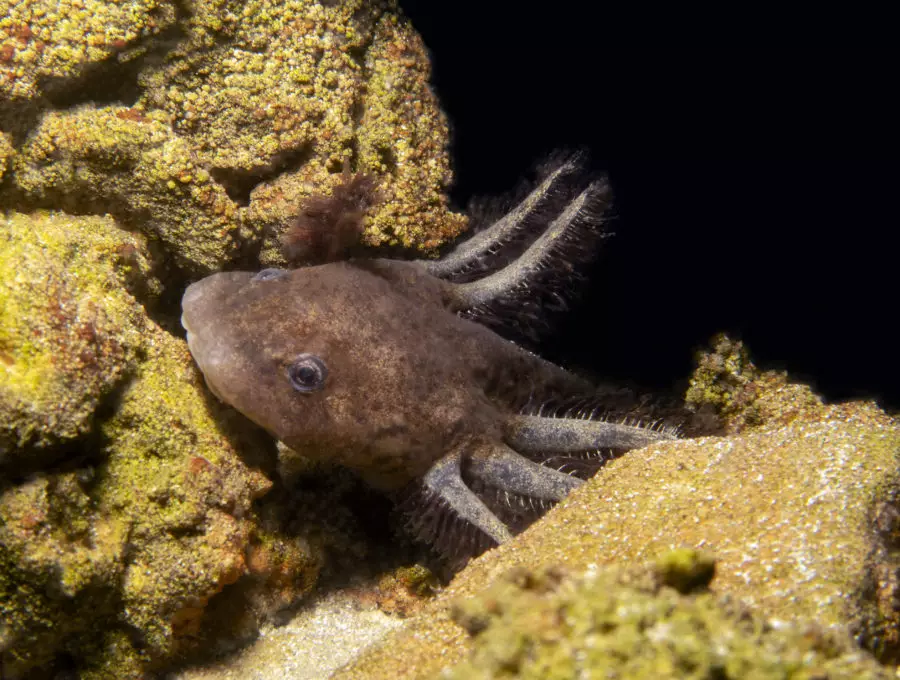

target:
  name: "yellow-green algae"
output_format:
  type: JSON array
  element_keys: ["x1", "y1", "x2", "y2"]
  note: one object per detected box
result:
[
  {"x1": 443, "y1": 554, "x2": 892, "y2": 680},
  {"x1": 0, "y1": 130, "x2": 13, "y2": 181},
  {"x1": 684, "y1": 334, "x2": 758, "y2": 427},
  {"x1": 0, "y1": 211, "x2": 157, "y2": 464},
  {"x1": 0, "y1": 212, "x2": 321, "y2": 676},
  {"x1": 685, "y1": 333, "x2": 852, "y2": 434},
  {"x1": 97, "y1": 330, "x2": 272, "y2": 657},
  {"x1": 337, "y1": 383, "x2": 900, "y2": 678},
  {"x1": 0, "y1": 0, "x2": 175, "y2": 104},
  {"x1": 14, "y1": 107, "x2": 241, "y2": 275},
  {"x1": 5, "y1": 0, "x2": 466, "y2": 275},
  {"x1": 352, "y1": 12, "x2": 469, "y2": 252},
  {"x1": 1, "y1": 322, "x2": 321, "y2": 677},
  {"x1": 0, "y1": 473, "x2": 132, "y2": 676}
]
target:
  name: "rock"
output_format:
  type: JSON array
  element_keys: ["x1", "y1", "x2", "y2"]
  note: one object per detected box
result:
[
  {"x1": 0, "y1": 131, "x2": 13, "y2": 181},
  {"x1": 172, "y1": 590, "x2": 406, "y2": 680},
  {"x1": 684, "y1": 333, "x2": 883, "y2": 433},
  {"x1": 0, "y1": 0, "x2": 176, "y2": 107},
  {"x1": 94, "y1": 329, "x2": 285, "y2": 665},
  {"x1": 0, "y1": 211, "x2": 157, "y2": 468},
  {"x1": 0, "y1": 212, "x2": 324, "y2": 677},
  {"x1": 443, "y1": 554, "x2": 892, "y2": 679},
  {"x1": 14, "y1": 107, "x2": 246, "y2": 275},
  {"x1": 0, "y1": 319, "x2": 322, "y2": 677},
  {"x1": 4, "y1": 0, "x2": 466, "y2": 275},
  {"x1": 336, "y1": 369, "x2": 900, "y2": 678}
]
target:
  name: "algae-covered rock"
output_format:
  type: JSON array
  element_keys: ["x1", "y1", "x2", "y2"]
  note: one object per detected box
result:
[
  {"x1": 0, "y1": 211, "x2": 321, "y2": 676},
  {"x1": 0, "y1": 472, "x2": 132, "y2": 677},
  {"x1": 14, "y1": 107, "x2": 242, "y2": 274},
  {"x1": 0, "y1": 211, "x2": 157, "y2": 467},
  {"x1": 5, "y1": 0, "x2": 466, "y2": 275},
  {"x1": 95, "y1": 329, "x2": 280, "y2": 663},
  {"x1": 0, "y1": 321, "x2": 321, "y2": 677},
  {"x1": 0, "y1": 131, "x2": 13, "y2": 181},
  {"x1": 136, "y1": 0, "x2": 466, "y2": 260},
  {"x1": 684, "y1": 334, "x2": 882, "y2": 434},
  {"x1": 444, "y1": 555, "x2": 892, "y2": 679},
  {"x1": 684, "y1": 334, "x2": 759, "y2": 430},
  {"x1": 337, "y1": 378, "x2": 900, "y2": 678},
  {"x1": 469, "y1": 418, "x2": 900, "y2": 656},
  {"x1": 0, "y1": 0, "x2": 175, "y2": 105}
]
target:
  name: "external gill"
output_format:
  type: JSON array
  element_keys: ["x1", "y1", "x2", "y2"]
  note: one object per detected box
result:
[
  {"x1": 423, "y1": 154, "x2": 585, "y2": 279},
  {"x1": 446, "y1": 180, "x2": 611, "y2": 311}
]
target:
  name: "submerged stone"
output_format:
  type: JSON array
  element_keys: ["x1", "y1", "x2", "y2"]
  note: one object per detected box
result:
[
  {"x1": 336, "y1": 374, "x2": 900, "y2": 678},
  {"x1": 5, "y1": 0, "x2": 466, "y2": 276},
  {"x1": 0, "y1": 211, "x2": 324, "y2": 677},
  {"x1": 445, "y1": 557, "x2": 893, "y2": 680},
  {"x1": 0, "y1": 211, "x2": 157, "y2": 469}
]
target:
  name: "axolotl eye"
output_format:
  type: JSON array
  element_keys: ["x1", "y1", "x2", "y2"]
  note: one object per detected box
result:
[
  {"x1": 287, "y1": 353, "x2": 328, "y2": 393},
  {"x1": 252, "y1": 268, "x2": 288, "y2": 282}
]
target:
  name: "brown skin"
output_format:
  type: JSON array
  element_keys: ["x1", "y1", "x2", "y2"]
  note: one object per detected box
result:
[
  {"x1": 181, "y1": 157, "x2": 677, "y2": 554},
  {"x1": 181, "y1": 259, "x2": 585, "y2": 491}
]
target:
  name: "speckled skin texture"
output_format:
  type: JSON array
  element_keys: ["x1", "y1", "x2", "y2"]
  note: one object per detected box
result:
[{"x1": 181, "y1": 260, "x2": 583, "y2": 492}]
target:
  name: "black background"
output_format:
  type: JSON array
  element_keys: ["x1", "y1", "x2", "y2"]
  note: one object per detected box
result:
[{"x1": 398, "y1": 1, "x2": 898, "y2": 409}]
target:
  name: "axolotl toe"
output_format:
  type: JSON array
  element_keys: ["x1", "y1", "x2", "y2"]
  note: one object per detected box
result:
[{"x1": 181, "y1": 154, "x2": 677, "y2": 559}]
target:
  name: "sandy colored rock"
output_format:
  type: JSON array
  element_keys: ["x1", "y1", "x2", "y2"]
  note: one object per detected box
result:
[
  {"x1": 337, "y1": 394, "x2": 900, "y2": 678},
  {"x1": 173, "y1": 590, "x2": 405, "y2": 680},
  {"x1": 0, "y1": 211, "x2": 157, "y2": 467}
]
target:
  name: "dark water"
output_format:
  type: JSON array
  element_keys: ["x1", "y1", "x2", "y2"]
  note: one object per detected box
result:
[{"x1": 399, "y1": 0, "x2": 898, "y2": 409}]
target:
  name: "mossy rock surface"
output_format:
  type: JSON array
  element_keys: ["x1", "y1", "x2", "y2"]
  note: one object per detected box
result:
[
  {"x1": 337, "y1": 379, "x2": 900, "y2": 678},
  {"x1": 0, "y1": 131, "x2": 13, "y2": 181},
  {"x1": 0, "y1": 0, "x2": 175, "y2": 105},
  {"x1": 0, "y1": 211, "x2": 322, "y2": 678},
  {"x1": 1, "y1": 321, "x2": 321, "y2": 678},
  {"x1": 444, "y1": 555, "x2": 892, "y2": 680},
  {"x1": 3, "y1": 0, "x2": 466, "y2": 275},
  {"x1": 0, "y1": 210, "x2": 156, "y2": 468}
]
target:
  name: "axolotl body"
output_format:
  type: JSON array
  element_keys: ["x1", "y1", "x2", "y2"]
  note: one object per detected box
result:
[{"x1": 181, "y1": 155, "x2": 675, "y2": 557}]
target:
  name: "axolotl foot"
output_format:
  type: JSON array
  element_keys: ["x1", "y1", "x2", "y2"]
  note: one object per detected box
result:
[{"x1": 402, "y1": 413, "x2": 676, "y2": 559}]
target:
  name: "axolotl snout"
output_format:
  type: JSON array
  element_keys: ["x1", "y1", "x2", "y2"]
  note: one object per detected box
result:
[{"x1": 181, "y1": 154, "x2": 676, "y2": 557}]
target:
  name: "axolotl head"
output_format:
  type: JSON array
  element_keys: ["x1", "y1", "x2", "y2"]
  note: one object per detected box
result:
[{"x1": 180, "y1": 260, "x2": 505, "y2": 491}]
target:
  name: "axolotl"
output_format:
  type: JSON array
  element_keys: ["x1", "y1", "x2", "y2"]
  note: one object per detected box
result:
[{"x1": 181, "y1": 154, "x2": 675, "y2": 559}]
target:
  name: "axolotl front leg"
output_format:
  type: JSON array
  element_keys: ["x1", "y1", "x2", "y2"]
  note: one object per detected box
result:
[{"x1": 413, "y1": 413, "x2": 675, "y2": 547}]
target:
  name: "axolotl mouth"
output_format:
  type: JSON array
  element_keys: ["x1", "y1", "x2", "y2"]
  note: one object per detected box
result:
[{"x1": 181, "y1": 271, "x2": 259, "y2": 405}]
